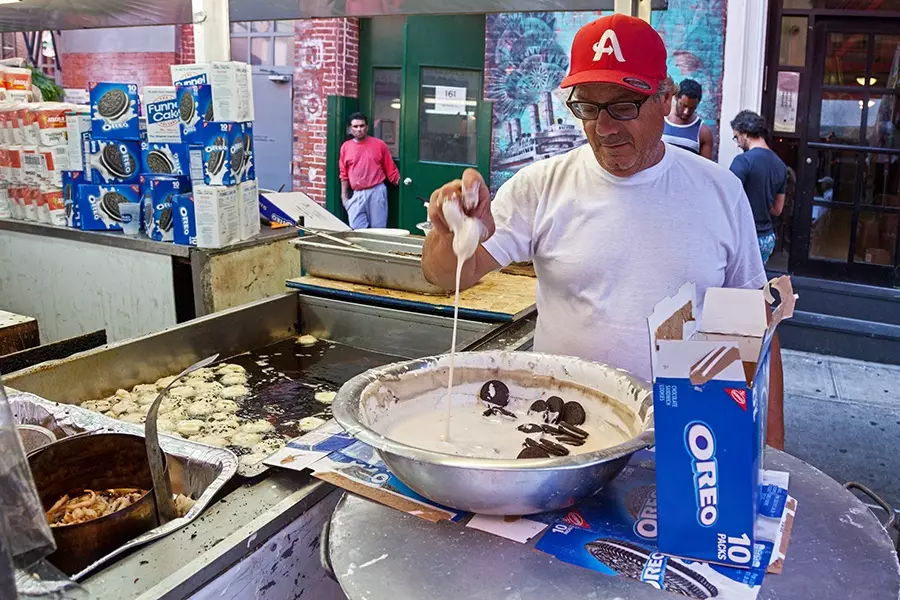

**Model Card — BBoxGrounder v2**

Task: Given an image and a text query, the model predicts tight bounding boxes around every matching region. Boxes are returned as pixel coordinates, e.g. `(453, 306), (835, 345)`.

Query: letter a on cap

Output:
(593, 30), (625, 63)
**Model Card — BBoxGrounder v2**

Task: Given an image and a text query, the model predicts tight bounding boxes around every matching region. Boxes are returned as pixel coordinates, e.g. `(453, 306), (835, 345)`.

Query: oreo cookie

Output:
(159, 202), (173, 231)
(204, 101), (214, 123)
(479, 380), (509, 407)
(100, 143), (138, 179)
(562, 401), (586, 426)
(207, 135), (226, 175)
(179, 92), (196, 125)
(237, 122), (255, 182)
(584, 538), (718, 599)
(99, 191), (125, 222)
(230, 135), (244, 176)
(96, 89), (129, 121)
(146, 149), (175, 174)
(89, 82), (140, 140)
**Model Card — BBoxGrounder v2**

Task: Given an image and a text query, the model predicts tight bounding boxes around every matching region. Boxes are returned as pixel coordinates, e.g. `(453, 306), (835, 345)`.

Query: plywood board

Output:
(288, 271), (536, 318)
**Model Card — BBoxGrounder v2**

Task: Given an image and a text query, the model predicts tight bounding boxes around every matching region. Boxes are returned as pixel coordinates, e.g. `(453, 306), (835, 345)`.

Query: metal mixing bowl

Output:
(332, 351), (654, 515)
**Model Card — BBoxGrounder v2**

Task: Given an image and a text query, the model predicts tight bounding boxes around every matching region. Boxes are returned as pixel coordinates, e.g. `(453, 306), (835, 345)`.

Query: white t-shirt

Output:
(482, 144), (767, 382)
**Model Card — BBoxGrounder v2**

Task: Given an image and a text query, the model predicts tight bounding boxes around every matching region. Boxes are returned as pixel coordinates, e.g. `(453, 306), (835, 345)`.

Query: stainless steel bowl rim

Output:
(332, 351), (656, 471)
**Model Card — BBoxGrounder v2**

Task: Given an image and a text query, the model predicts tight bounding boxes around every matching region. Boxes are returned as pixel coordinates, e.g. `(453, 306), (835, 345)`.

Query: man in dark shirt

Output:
(729, 110), (787, 264)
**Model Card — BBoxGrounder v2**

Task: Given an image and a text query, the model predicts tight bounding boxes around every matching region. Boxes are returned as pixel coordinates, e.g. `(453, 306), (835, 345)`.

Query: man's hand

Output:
(428, 168), (495, 240)
(422, 168), (500, 291)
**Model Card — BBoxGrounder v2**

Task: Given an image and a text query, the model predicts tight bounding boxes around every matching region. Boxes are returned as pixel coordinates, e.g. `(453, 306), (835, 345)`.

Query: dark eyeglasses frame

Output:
(565, 88), (651, 122)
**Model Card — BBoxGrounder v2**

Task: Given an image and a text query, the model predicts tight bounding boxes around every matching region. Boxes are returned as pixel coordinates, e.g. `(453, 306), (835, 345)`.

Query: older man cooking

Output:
(422, 14), (784, 448)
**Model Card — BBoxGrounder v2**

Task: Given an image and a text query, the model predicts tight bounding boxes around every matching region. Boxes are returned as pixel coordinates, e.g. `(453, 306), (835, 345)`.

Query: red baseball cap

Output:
(561, 14), (668, 95)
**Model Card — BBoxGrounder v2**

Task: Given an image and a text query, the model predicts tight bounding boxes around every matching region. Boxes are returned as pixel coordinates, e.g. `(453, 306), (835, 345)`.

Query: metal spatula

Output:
(144, 354), (219, 524)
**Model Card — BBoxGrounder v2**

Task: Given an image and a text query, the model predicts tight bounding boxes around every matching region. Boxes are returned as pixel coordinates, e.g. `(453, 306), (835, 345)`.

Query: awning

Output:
(0, 0), (668, 33)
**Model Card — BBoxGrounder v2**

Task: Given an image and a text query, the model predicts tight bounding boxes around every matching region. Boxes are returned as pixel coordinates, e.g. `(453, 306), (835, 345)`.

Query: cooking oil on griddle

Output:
(214, 337), (404, 449)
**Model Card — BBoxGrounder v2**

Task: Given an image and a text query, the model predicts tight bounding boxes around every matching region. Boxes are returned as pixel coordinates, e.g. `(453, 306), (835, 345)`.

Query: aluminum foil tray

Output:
(8, 390), (238, 581)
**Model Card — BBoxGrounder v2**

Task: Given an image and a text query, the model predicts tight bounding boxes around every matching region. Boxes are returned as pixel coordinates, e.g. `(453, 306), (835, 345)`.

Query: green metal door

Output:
(398, 15), (492, 232)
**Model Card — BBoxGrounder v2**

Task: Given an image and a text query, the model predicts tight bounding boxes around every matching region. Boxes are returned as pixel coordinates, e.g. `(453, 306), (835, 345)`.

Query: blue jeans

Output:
(346, 182), (388, 229)
(758, 232), (776, 264)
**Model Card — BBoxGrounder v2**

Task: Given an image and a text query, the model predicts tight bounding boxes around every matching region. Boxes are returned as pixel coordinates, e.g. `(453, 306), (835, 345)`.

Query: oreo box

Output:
(647, 278), (795, 567)
(236, 122), (255, 182)
(89, 82), (140, 140)
(141, 141), (190, 176)
(62, 170), (85, 228)
(194, 184), (239, 248)
(143, 86), (182, 144)
(199, 121), (240, 186)
(140, 175), (190, 242)
(237, 178), (260, 240)
(175, 84), (213, 145)
(172, 193), (197, 246)
(76, 183), (141, 231)
(87, 140), (141, 184)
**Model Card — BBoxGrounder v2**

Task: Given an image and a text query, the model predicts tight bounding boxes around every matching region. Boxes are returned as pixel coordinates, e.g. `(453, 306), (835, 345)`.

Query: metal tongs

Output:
(144, 354), (219, 524)
(294, 224), (369, 251)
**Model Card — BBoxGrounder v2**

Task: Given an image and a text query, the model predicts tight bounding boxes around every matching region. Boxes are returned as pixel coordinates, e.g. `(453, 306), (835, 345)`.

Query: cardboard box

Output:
(65, 107), (92, 172)
(198, 121), (240, 186)
(143, 86), (182, 144)
(141, 141), (191, 176)
(209, 61), (253, 122)
(89, 82), (140, 140)
(258, 191), (350, 231)
(86, 139), (141, 184)
(21, 146), (41, 184)
(6, 145), (23, 184)
(172, 192), (197, 246)
(140, 175), (190, 241)
(237, 178), (260, 240)
(62, 170), (85, 228)
(194, 184), (239, 248)
(39, 145), (67, 186)
(170, 63), (209, 88)
(21, 107), (39, 146)
(76, 183), (141, 231)
(175, 84), (213, 145)
(647, 278), (795, 568)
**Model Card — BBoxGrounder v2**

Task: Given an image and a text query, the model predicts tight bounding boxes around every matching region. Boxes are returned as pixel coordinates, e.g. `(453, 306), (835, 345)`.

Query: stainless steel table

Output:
(326, 450), (900, 599)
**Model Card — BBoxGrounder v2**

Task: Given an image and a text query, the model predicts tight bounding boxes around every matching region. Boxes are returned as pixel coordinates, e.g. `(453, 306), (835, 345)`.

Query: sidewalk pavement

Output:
(782, 349), (900, 515)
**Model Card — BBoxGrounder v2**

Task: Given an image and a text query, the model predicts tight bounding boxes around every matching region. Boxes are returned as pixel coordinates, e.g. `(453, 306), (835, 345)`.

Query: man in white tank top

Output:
(421, 15), (785, 448)
(662, 79), (714, 159)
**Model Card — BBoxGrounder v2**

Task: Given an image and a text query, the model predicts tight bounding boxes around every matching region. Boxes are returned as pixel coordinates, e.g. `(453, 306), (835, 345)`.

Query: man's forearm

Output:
(767, 333), (785, 450)
(340, 180), (350, 203)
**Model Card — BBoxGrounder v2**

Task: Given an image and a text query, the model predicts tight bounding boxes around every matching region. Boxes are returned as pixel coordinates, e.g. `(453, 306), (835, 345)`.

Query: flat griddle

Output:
(214, 337), (406, 452)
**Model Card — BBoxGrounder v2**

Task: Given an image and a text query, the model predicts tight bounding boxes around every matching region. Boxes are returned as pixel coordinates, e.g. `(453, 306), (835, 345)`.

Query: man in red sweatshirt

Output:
(338, 112), (400, 229)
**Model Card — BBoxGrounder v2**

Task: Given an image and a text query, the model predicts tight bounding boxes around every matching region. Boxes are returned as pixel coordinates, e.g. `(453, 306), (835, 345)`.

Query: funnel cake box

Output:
(647, 278), (795, 568)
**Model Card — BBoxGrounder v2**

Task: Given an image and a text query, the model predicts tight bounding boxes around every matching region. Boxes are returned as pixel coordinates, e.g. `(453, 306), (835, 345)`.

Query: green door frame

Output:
(331, 15), (491, 231)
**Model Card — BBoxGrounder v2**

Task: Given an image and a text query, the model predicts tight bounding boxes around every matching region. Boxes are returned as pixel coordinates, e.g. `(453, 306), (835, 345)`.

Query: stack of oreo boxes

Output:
(0, 67), (73, 225)
(53, 61), (258, 248)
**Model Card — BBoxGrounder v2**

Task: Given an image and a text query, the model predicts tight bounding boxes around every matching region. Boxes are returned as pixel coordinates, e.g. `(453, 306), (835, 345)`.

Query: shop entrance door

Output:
(357, 15), (491, 232)
(798, 20), (900, 286)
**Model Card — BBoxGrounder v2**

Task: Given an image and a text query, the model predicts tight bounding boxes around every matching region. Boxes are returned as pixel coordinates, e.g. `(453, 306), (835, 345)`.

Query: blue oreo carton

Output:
(647, 278), (795, 568)
(89, 82), (141, 141)
(141, 141), (191, 176)
(62, 170), (85, 228)
(86, 140), (142, 184)
(140, 175), (191, 242)
(534, 451), (775, 595)
(235, 122), (255, 182)
(175, 84), (213, 145)
(198, 121), (240, 186)
(172, 193), (197, 246)
(76, 183), (141, 231)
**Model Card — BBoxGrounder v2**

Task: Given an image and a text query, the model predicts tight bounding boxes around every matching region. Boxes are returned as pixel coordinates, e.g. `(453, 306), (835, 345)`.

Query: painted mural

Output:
(486, 1), (727, 192)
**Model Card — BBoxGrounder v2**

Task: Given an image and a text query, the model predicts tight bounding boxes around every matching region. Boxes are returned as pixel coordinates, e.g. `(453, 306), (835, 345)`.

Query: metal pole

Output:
(191, 0), (231, 64)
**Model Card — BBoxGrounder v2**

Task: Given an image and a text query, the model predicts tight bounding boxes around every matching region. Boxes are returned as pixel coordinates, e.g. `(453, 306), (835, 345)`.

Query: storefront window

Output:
(860, 152), (900, 206)
(872, 35), (900, 89)
(418, 68), (480, 166)
(372, 68), (402, 158)
(817, 0), (900, 9)
(866, 94), (899, 147)
(819, 91), (872, 143)
(779, 16), (808, 67)
(824, 33), (867, 86)
(815, 150), (857, 205)
(855, 210), (897, 265)
(809, 206), (852, 261)
(230, 21), (294, 67)
(783, 0), (812, 7)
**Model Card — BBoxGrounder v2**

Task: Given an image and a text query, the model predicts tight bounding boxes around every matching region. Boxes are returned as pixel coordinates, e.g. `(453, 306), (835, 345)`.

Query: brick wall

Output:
(61, 52), (177, 89)
(177, 24), (195, 65)
(292, 18), (359, 204)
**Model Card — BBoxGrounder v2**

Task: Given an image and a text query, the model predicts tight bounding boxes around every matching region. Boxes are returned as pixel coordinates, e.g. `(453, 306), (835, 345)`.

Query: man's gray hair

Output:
(654, 76), (676, 99)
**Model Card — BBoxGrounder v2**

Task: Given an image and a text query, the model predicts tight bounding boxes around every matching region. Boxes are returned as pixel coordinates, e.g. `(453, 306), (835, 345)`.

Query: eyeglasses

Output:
(565, 89), (650, 122)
